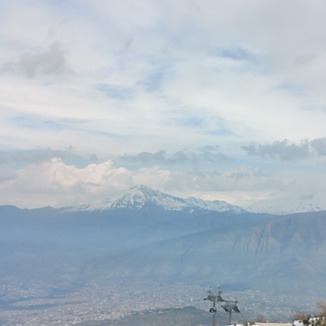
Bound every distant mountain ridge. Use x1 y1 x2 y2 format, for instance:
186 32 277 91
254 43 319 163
71 185 246 214
1 196 326 320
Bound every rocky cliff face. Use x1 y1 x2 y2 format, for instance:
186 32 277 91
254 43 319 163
1 202 326 297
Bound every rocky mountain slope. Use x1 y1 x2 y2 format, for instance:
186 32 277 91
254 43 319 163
1 189 326 317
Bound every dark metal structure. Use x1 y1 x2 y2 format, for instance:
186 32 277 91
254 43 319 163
204 287 240 326
221 299 240 324
204 287 225 326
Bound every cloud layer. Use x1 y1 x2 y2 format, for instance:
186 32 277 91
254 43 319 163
0 0 326 213
242 138 326 160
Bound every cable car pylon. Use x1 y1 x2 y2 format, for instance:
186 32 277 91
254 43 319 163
204 287 241 325
204 287 225 326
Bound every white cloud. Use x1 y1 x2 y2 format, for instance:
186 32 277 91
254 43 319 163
0 152 325 214
0 0 326 212
0 158 171 208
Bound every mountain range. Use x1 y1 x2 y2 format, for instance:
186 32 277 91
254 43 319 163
1 185 326 322
71 185 246 213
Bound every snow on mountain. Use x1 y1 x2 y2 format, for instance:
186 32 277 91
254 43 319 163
72 185 245 213
241 192 325 215
184 196 244 213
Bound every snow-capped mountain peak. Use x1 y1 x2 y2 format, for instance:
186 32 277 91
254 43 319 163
108 185 191 210
110 185 167 209
72 185 246 213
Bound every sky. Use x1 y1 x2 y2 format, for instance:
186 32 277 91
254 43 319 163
0 0 326 214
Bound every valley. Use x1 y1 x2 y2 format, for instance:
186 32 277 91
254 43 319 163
0 281 321 325
0 186 325 325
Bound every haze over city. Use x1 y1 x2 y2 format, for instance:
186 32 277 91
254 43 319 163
1 0 326 213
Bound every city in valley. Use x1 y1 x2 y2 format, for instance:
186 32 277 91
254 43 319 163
1 194 326 325
0 281 321 325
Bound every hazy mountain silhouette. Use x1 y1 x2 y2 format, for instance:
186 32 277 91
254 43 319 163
1 187 326 300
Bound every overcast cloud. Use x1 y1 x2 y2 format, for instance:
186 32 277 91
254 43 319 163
1 42 70 79
0 0 326 213
242 137 326 160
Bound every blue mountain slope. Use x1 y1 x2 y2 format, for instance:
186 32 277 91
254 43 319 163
0 188 326 298
79 211 326 295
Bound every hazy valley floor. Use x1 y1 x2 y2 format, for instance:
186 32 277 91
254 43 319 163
0 280 322 325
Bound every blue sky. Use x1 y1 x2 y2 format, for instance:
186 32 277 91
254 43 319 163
0 0 326 213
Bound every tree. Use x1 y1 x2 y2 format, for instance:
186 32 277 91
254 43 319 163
293 302 326 326
317 302 326 325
